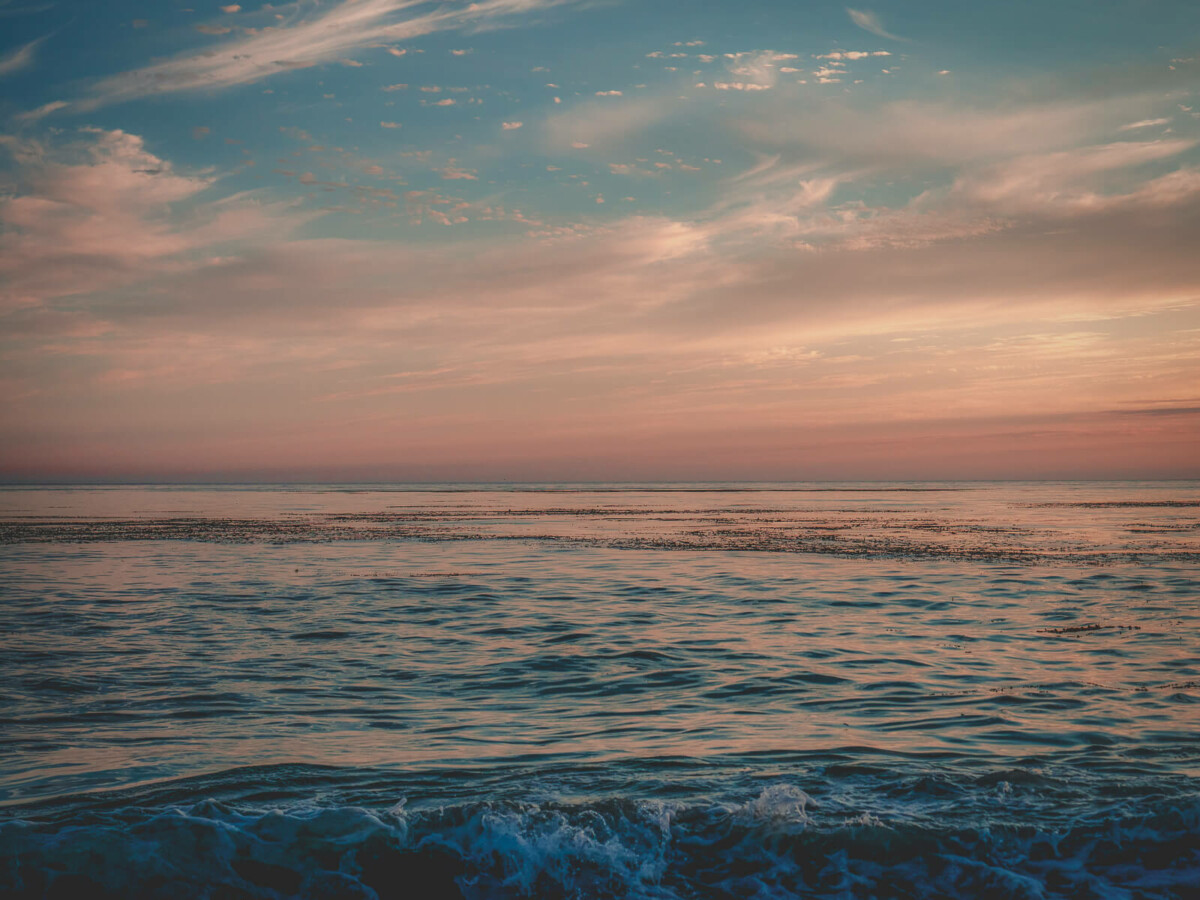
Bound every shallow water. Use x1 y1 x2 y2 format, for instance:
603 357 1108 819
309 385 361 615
1 483 1198 898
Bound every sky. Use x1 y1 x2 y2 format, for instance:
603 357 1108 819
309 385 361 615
1 0 1199 482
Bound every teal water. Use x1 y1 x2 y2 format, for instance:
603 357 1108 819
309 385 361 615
1 483 1198 897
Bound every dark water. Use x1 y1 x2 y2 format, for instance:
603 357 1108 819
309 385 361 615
1 483 1198 898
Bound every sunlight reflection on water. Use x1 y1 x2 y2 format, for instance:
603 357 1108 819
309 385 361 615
2 482 1198 803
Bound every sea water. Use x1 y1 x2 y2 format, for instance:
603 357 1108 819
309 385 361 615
1 483 1197 898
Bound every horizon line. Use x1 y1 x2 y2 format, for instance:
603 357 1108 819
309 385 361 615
2 477 1199 488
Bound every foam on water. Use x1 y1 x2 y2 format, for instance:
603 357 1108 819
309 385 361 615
3 765 1198 898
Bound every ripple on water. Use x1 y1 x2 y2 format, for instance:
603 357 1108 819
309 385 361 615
1 484 1198 893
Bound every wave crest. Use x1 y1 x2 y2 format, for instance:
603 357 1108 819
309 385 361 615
3 789 1198 899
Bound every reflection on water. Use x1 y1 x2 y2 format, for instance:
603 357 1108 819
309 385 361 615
1 483 1198 897
2 480 1199 562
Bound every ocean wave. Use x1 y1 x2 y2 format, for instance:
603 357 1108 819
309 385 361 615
3 785 1197 899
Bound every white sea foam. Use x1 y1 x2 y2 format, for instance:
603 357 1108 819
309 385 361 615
3 791 1197 898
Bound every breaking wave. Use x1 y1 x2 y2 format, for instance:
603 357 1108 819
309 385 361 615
3 778 1198 899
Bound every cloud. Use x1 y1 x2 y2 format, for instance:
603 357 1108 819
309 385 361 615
501 121 523 130
950 139 1200 215
707 110 1200 256
0 128 311 314
1119 117 1170 131
0 36 44 77
438 163 477 180
846 8 906 41
4 127 1198 483
815 50 890 60
7 177 1197 480
14 99 67 122
735 95 1161 166
84 0 583 106
633 85 1200 260
722 50 799 88
696 157 853 244
713 82 771 91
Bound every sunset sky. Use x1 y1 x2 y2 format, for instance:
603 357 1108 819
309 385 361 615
1 0 1198 481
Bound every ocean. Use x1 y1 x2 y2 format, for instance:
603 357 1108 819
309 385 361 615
1 482 1197 898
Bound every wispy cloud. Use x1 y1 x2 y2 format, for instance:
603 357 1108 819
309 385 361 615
13 99 67 122
950 139 1200 215
82 0 581 107
0 128 310 313
0 35 45 77
846 8 906 42
735 95 1158 165
1119 117 1170 131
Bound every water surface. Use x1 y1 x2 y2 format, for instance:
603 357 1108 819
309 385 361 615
2 483 1198 897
